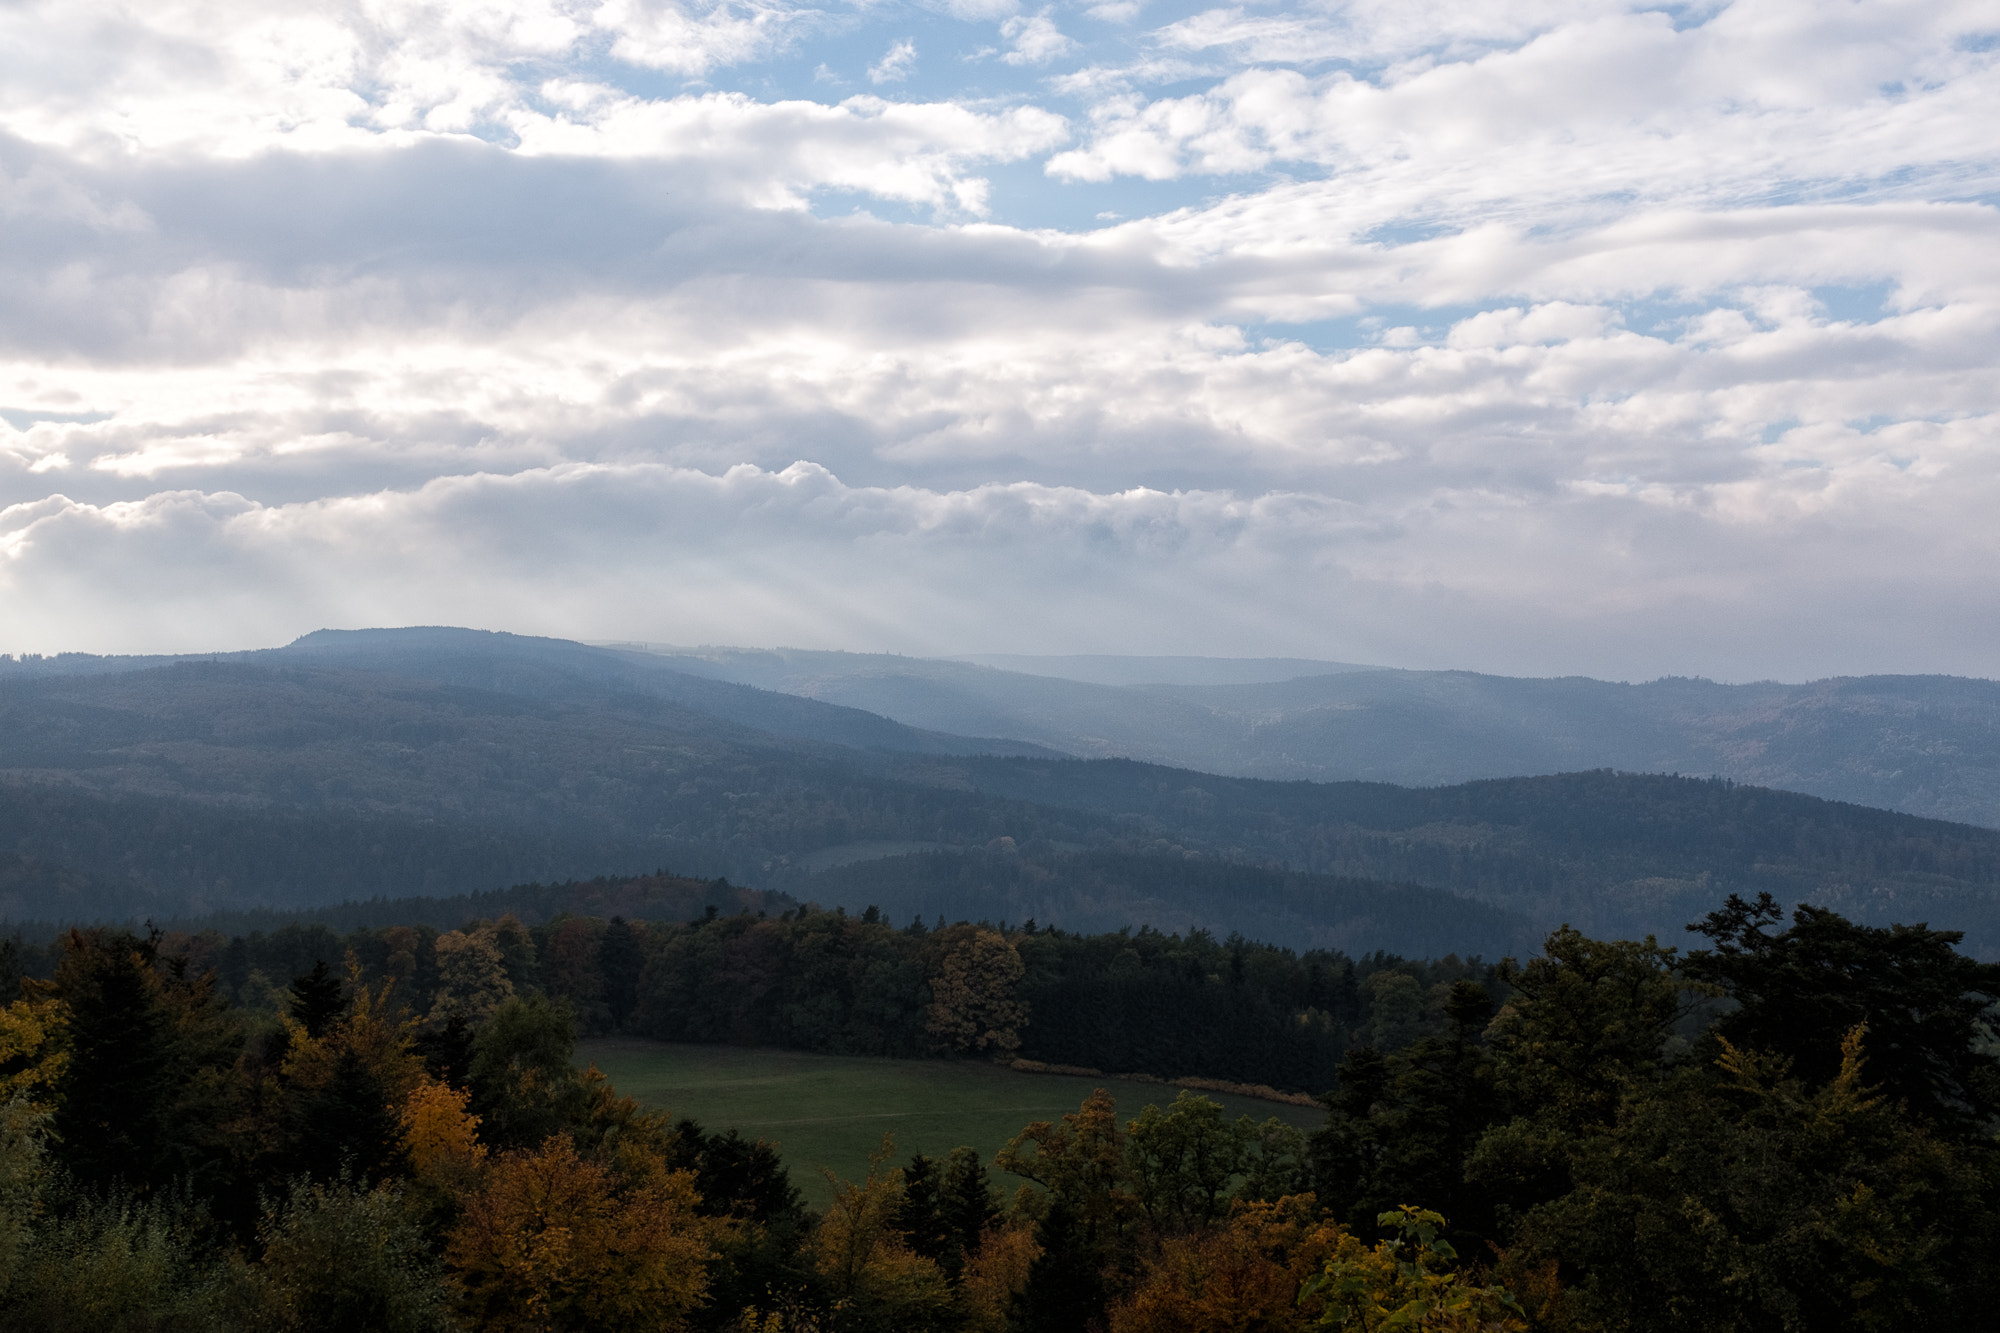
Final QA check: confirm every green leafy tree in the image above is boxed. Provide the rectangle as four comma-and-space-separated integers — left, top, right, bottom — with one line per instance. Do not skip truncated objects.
1124, 1093, 1252, 1234
1463, 929, 1698, 1230
0, 1098, 48, 1301
1311, 985, 1500, 1240
0, 1189, 234, 1332
249, 1176, 457, 1333
468, 993, 583, 1150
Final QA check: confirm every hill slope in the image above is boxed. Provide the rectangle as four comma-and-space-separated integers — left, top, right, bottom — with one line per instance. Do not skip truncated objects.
638, 648, 2000, 828
3, 629, 1998, 958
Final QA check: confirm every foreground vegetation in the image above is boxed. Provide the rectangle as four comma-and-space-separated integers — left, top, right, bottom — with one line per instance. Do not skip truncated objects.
2, 890, 1997, 1331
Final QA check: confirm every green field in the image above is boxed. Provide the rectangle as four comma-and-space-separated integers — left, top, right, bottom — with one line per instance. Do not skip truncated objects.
577, 1039, 1324, 1208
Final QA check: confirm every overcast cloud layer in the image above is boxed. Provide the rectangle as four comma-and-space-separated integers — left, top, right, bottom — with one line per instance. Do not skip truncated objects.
1, 0, 1996, 679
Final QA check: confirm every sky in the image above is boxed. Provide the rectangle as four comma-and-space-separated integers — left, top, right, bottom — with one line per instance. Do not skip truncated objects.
0, 0, 1996, 681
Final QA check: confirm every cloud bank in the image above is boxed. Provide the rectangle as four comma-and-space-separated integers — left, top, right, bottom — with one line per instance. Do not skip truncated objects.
0, 0, 1996, 678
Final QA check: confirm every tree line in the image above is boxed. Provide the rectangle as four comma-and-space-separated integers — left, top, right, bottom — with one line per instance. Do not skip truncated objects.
3, 891, 1997, 1330
9, 889, 1478, 1095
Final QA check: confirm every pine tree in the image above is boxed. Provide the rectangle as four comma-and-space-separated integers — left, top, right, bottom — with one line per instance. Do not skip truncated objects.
289, 1047, 405, 1184
289, 960, 348, 1039
1010, 1198, 1104, 1333
938, 1146, 1000, 1279
598, 916, 643, 1030
50, 929, 171, 1191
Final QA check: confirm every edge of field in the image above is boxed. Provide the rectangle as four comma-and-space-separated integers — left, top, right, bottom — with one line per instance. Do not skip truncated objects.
577, 1038, 1324, 1208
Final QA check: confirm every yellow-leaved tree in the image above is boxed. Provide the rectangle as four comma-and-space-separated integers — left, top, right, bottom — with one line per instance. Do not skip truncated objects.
924, 928, 1028, 1055
807, 1136, 956, 1333
0, 994, 65, 1297
448, 1134, 714, 1332
0, 996, 67, 1107
430, 927, 515, 1024
1301, 1207, 1522, 1332
401, 1079, 487, 1196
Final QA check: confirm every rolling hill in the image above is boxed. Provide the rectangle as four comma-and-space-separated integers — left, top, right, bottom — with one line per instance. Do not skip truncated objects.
4, 627, 1999, 958
636, 647, 2000, 828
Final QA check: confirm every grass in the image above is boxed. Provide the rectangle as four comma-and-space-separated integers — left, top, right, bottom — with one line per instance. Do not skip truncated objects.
577, 1038, 1324, 1209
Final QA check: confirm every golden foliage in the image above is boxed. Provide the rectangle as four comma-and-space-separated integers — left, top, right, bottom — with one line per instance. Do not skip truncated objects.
401, 1080, 487, 1189
925, 928, 1028, 1054
996, 1087, 1133, 1240
1112, 1195, 1351, 1333
955, 1222, 1041, 1333
0, 998, 67, 1107
431, 927, 516, 1025
447, 1134, 714, 1333
1302, 1207, 1523, 1333
809, 1136, 955, 1331
280, 961, 425, 1104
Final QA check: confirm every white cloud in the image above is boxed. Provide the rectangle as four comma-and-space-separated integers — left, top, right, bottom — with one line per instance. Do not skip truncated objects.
0, 0, 1997, 678
1000, 11, 1075, 65
869, 38, 919, 83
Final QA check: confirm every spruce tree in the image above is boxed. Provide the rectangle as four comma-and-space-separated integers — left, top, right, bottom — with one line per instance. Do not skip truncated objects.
1010, 1198, 1104, 1333
289, 960, 347, 1039
598, 916, 643, 1029
50, 929, 171, 1191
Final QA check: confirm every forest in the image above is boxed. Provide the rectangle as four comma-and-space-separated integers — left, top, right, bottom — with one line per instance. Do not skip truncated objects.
3, 886, 1997, 1331
8, 633, 2000, 958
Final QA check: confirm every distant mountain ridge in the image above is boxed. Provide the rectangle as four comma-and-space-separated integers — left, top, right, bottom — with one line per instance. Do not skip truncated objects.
3, 627, 1999, 959
620, 646, 2000, 829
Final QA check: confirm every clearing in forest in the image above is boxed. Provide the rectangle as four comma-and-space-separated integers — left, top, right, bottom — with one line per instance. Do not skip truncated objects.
577, 1038, 1324, 1207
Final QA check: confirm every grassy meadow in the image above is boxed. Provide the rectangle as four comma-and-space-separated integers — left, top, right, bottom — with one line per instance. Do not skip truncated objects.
576, 1039, 1324, 1208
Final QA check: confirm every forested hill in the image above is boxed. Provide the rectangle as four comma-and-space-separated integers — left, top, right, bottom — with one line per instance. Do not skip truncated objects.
638, 647, 2000, 827
936, 760, 2000, 949
3, 628, 2000, 957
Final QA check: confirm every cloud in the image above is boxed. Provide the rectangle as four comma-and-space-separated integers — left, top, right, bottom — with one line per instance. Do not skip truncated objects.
1000, 11, 1075, 65
8, 444, 2000, 680
1052, 4, 2000, 209
0, 0, 1996, 678
869, 38, 919, 84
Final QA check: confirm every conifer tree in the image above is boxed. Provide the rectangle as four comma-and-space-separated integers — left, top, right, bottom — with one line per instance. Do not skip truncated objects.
49, 930, 170, 1191
289, 960, 347, 1040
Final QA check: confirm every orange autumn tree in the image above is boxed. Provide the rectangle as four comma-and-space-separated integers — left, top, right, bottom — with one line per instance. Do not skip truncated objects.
447, 1134, 714, 1333
401, 1079, 488, 1197
1112, 1195, 1351, 1333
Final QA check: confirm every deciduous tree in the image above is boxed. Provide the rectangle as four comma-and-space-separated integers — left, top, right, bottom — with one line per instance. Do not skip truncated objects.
448, 1134, 713, 1333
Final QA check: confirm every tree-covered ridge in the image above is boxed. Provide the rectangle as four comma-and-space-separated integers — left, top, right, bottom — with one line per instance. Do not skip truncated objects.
7, 888, 1477, 1096
4, 891, 1998, 1330
7, 641, 2000, 955
945, 763, 2000, 952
